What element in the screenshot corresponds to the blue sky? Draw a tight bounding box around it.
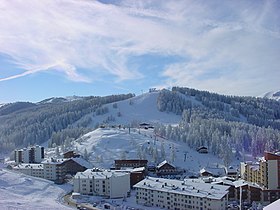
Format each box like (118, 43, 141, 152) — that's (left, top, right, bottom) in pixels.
(0, 0, 280, 103)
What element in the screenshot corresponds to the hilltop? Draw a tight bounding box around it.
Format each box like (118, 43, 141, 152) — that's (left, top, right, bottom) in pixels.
(48, 127, 229, 177)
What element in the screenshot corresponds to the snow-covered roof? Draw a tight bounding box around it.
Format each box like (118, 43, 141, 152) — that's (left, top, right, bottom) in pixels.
(132, 167, 145, 172)
(157, 160, 175, 169)
(209, 177, 261, 189)
(233, 179, 249, 188)
(71, 157, 93, 169)
(134, 177, 229, 200)
(248, 164, 260, 171)
(264, 198, 280, 210)
(41, 158, 68, 165)
(74, 169, 129, 179)
(200, 167, 226, 176)
(226, 166, 238, 174)
(13, 163, 44, 170)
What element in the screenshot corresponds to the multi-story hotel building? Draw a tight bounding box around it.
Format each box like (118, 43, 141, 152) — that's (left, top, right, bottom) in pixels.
(73, 169, 130, 198)
(12, 157, 91, 184)
(133, 177, 229, 210)
(240, 151, 280, 203)
(14, 145, 44, 164)
(42, 158, 67, 184)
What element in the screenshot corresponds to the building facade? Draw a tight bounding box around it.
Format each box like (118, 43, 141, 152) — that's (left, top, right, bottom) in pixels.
(156, 160, 183, 176)
(13, 163, 44, 178)
(42, 158, 66, 184)
(114, 159, 148, 169)
(240, 151, 280, 204)
(134, 177, 229, 210)
(14, 145, 44, 164)
(73, 169, 130, 198)
(13, 157, 91, 184)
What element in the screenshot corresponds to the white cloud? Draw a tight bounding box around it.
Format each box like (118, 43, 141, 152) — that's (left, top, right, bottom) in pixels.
(0, 0, 279, 96)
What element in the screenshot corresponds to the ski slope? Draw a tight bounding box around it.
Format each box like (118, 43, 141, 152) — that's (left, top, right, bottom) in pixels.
(73, 127, 231, 175)
(86, 91, 182, 127)
(0, 168, 73, 210)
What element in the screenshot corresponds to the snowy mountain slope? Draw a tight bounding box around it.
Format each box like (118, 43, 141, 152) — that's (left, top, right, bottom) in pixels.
(38, 95, 84, 104)
(0, 169, 72, 210)
(261, 90, 280, 101)
(72, 128, 230, 175)
(86, 92, 182, 127)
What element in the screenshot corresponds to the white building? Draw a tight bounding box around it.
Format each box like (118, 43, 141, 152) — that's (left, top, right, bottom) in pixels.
(34, 145, 44, 163)
(73, 169, 130, 198)
(13, 163, 44, 178)
(42, 158, 66, 184)
(134, 177, 229, 210)
(14, 145, 44, 164)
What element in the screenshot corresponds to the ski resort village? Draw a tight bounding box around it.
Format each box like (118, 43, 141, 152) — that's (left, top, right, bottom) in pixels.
(1, 89, 280, 210)
(1, 0, 280, 209)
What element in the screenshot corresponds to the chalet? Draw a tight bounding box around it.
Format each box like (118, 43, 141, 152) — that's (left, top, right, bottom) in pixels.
(63, 151, 80, 158)
(64, 157, 93, 175)
(114, 159, 148, 169)
(156, 160, 182, 176)
(196, 146, 208, 154)
(200, 166, 226, 177)
(226, 166, 238, 180)
(139, 123, 150, 129)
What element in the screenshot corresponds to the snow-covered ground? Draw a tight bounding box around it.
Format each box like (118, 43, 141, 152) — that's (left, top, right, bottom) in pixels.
(86, 92, 181, 127)
(259, 90, 280, 101)
(0, 167, 73, 210)
(71, 127, 235, 175)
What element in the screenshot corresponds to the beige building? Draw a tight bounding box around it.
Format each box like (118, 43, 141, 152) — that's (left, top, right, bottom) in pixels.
(240, 151, 280, 204)
(42, 158, 67, 184)
(73, 169, 130, 198)
(134, 177, 229, 210)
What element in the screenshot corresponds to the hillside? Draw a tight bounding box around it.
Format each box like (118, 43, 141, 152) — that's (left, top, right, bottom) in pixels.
(1, 87, 280, 160)
(85, 91, 181, 127)
(261, 90, 280, 101)
(0, 168, 72, 209)
(53, 127, 228, 176)
(0, 93, 134, 151)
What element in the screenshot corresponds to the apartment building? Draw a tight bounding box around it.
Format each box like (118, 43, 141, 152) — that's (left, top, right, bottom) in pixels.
(73, 169, 130, 198)
(12, 157, 91, 184)
(240, 151, 280, 203)
(42, 158, 67, 184)
(13, 163, 44, 178)
(134, 177, 229, 210)
(208, 177, 262, 204)
(14, 145, 44, 164)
